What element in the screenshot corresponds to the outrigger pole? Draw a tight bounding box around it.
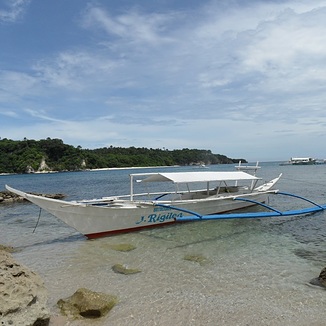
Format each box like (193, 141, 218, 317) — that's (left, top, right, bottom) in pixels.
(155, 192, 326, 222)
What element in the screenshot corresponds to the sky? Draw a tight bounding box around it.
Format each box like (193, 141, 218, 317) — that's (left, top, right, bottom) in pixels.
(1, 0, 326, 162)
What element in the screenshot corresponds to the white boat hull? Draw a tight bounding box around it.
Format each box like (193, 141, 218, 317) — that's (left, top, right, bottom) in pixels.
(5, 185, 269, 238)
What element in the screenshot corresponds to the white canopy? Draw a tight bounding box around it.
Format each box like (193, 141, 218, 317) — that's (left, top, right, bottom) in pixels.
(140, 171, 259, 183)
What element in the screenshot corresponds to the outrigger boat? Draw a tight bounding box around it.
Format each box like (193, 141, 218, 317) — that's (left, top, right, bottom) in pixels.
(5, 163, 324, 239)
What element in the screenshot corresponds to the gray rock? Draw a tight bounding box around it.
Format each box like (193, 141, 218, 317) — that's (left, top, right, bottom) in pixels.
(57, 288, 118, 319)
(309, 267, 326, 288)
(0, 250, 50, 325)
(112, 263, 141, 275)
(0, 191, 65, 204)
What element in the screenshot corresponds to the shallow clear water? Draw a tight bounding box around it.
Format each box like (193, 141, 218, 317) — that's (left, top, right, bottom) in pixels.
(1, 163, 326, 325)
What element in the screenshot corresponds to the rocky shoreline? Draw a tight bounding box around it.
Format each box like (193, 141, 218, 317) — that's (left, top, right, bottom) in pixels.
(0, 245, 50, 325)
(0, 191, 65, 203)
(0, 244, 118, 325)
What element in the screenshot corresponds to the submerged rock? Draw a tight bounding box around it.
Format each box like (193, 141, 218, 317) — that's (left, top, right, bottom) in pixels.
(184, 253, 210, 266)
(0, 250, 50, 326)
(112, 263, 141, 275)
(57, 288, 118, 319)
(309, 267, 326, 288)
(0, 244, 16, 253)
(109, 243, 137, 252)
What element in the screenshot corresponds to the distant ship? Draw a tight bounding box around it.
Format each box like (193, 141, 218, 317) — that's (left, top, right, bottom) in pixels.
(280, 157, 316, 166)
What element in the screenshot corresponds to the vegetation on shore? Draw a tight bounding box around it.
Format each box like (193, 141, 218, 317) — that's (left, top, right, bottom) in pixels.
(0, 138, 246, 174)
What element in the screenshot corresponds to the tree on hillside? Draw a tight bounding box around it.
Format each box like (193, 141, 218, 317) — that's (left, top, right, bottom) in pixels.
(0, 138, 246, 174)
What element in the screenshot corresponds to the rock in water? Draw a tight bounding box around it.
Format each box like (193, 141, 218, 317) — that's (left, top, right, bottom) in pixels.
(319, 267, 326, 286)
(112, 263, 141, 275)
(0, 250, 50, 325)
(57, 288, 118, 319)
(109, 243, 136, 252)
(310, 267, 326, 288)
(184, 253, 210, 266)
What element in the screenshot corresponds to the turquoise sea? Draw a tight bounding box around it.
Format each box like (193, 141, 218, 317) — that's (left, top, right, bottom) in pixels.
(1, 162, 326, 325)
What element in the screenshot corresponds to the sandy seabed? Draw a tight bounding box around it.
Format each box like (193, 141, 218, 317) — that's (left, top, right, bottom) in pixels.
(15, 223, 325, 326)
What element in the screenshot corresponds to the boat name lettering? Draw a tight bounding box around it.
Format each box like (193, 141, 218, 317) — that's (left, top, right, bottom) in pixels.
(135, 212, 182, 225)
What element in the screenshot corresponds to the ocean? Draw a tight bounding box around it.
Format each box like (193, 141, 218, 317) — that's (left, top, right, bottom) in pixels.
(1, 162, 326, 326)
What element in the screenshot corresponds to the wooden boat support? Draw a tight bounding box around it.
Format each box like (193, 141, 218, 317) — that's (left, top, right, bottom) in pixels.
(276, 191, 325, 209)
(163, 191, 326, 222)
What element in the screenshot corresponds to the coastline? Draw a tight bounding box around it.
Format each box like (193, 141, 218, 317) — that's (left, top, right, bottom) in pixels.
(0, 165, 181, 177)
(87, 165, 180, 172)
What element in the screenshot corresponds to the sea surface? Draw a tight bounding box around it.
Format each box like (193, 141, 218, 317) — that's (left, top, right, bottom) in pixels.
(1, 162, 326, 326)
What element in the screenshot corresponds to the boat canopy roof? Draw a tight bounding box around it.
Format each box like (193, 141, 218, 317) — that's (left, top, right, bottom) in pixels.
(139, 171, 260, 184)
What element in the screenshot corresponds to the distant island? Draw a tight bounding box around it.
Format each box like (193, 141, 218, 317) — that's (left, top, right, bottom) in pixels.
(0, 138, 247, 174)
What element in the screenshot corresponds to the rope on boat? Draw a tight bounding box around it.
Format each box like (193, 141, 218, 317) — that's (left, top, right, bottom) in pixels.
(33, 208, 42, 233)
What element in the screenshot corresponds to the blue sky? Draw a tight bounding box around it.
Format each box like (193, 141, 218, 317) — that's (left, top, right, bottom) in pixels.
(1, 0, 326, 162)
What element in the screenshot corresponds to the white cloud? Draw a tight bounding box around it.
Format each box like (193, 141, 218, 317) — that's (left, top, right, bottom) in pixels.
(241, 9, 326, 73)
(0, 110, 18, 118)
(2, 1, 326, 160)
(0, 71, 38, 105)
(33, 51, 117, 90)
(0, 0, 30, 23)
(82, 5, 176, 45)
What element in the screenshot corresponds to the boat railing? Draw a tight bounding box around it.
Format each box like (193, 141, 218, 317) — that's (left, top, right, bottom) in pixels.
(81, 187, 243, 204)
(130, 189, 217, 201)
(80, 185, 265, 204)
